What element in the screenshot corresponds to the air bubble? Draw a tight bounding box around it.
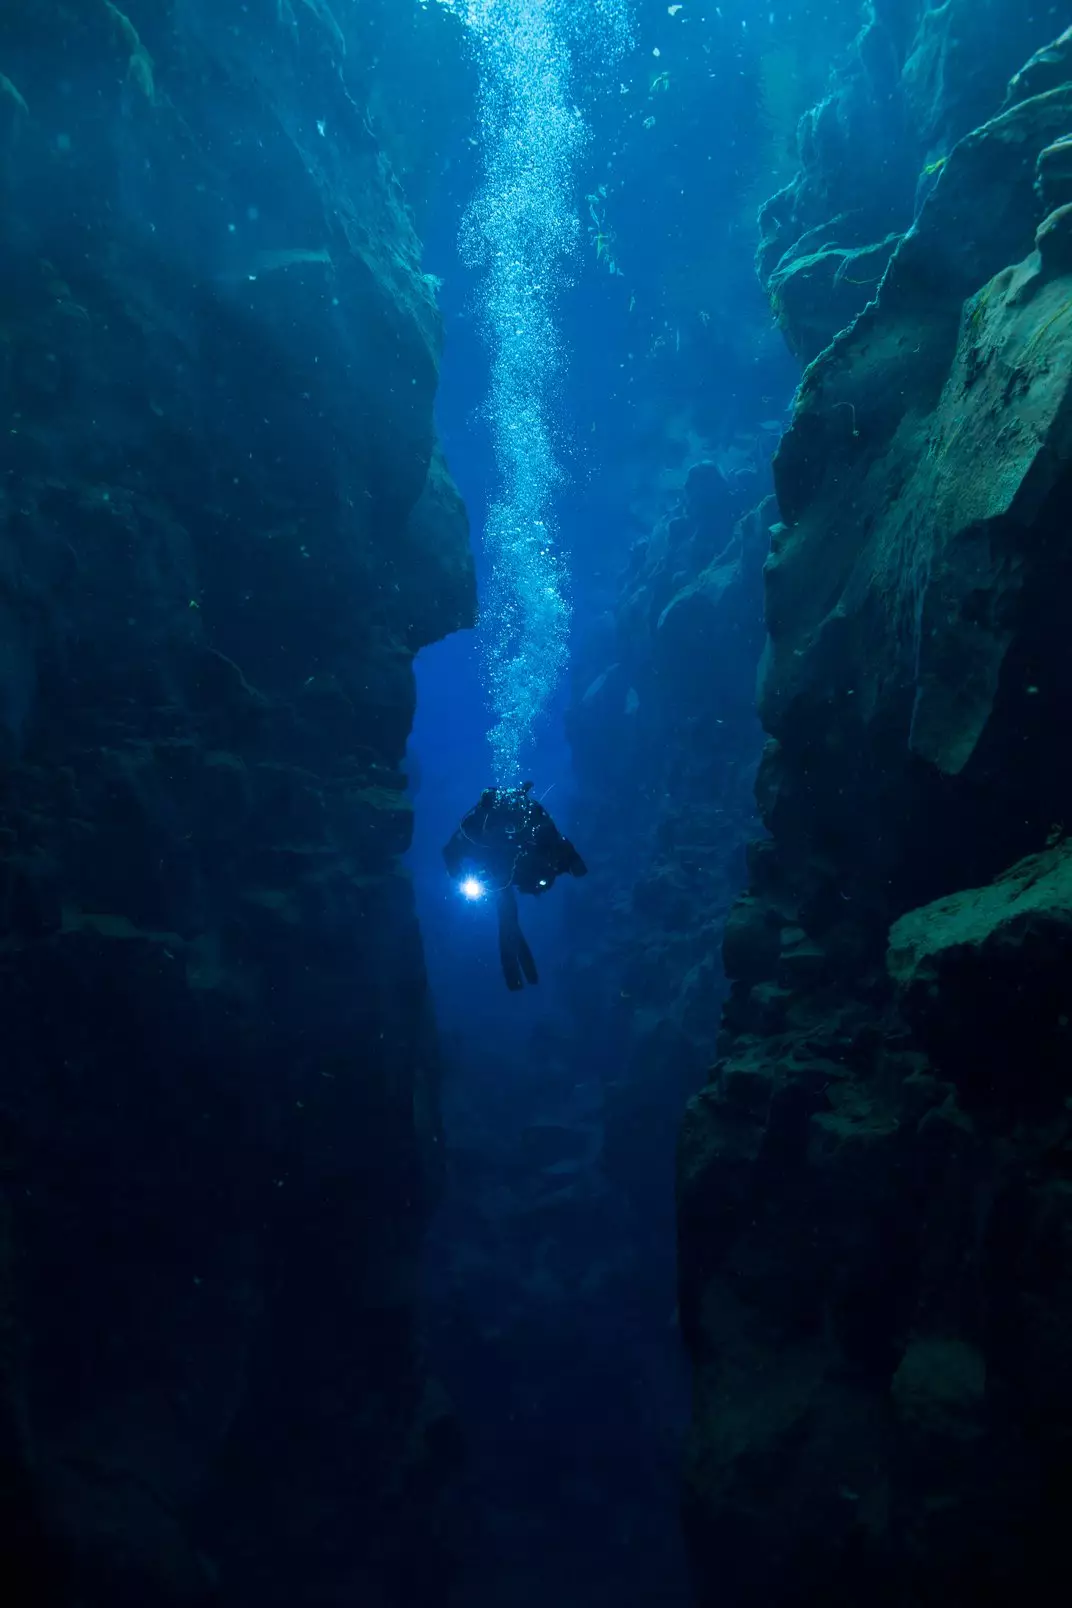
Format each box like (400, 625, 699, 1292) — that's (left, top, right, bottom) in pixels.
(433, 0, 631, 781)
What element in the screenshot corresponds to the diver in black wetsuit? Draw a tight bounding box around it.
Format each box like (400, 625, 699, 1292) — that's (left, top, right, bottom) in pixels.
(442, 782, 588, 991)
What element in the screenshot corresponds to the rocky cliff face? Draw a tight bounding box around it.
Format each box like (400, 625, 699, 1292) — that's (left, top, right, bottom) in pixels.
(680, 12, 1072, 1605)
(0, 3, 473, 1604)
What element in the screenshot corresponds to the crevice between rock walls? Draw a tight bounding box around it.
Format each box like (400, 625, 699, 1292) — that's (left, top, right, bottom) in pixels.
(1, 3, 474, 1604)
(680, 16, 1072, 1608)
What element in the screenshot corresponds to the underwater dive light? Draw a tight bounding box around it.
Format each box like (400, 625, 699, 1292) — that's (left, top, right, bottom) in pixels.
(459, 876, 487, 901)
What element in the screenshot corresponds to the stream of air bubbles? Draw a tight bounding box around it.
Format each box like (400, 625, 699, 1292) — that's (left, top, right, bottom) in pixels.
(425, 0, 632, 781)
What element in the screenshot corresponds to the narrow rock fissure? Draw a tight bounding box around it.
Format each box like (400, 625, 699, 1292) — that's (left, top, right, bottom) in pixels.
(2, 5, 1071, 1607)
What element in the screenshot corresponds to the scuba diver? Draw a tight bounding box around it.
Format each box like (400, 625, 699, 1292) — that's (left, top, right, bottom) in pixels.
(442, 782, 587, 991)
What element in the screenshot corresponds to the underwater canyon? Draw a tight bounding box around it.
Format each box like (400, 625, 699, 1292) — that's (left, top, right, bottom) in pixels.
(1, 3, 1071, 1607)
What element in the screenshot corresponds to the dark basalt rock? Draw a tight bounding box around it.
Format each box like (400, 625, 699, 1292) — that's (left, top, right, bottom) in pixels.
(768, 234, 902, 365)
(1036, 201, 1072, 272)
(680, 26, 1072, 1608)
(757, 2, 1063, 365)
(0, 2, 473, 1604)
(762, 69, 1072, 834)
(889, 842, 1072, 1116)
(1004, 24, 1072, 108)
(721, 895, 782, 985)
(1036, 135, 1072, 213)
(652, 506, 769, 720)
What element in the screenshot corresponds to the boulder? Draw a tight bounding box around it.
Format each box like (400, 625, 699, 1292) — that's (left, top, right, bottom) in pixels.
(889, 842, 1072, 1111)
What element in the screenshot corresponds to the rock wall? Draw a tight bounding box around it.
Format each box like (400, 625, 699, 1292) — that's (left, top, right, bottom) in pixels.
(759, 0, 1055, 363)
(0, 3, 473, 1604)
(680, 14, 1072, 1606)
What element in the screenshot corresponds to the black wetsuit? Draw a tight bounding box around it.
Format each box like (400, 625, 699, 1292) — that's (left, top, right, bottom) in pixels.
(442, 783, 587, 990)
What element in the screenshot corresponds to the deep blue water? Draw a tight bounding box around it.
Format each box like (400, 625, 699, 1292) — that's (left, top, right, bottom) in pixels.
(8, 0, 1065, 1604)
(408, 248, 632, 1606)
(402, 6, 783, 1598)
